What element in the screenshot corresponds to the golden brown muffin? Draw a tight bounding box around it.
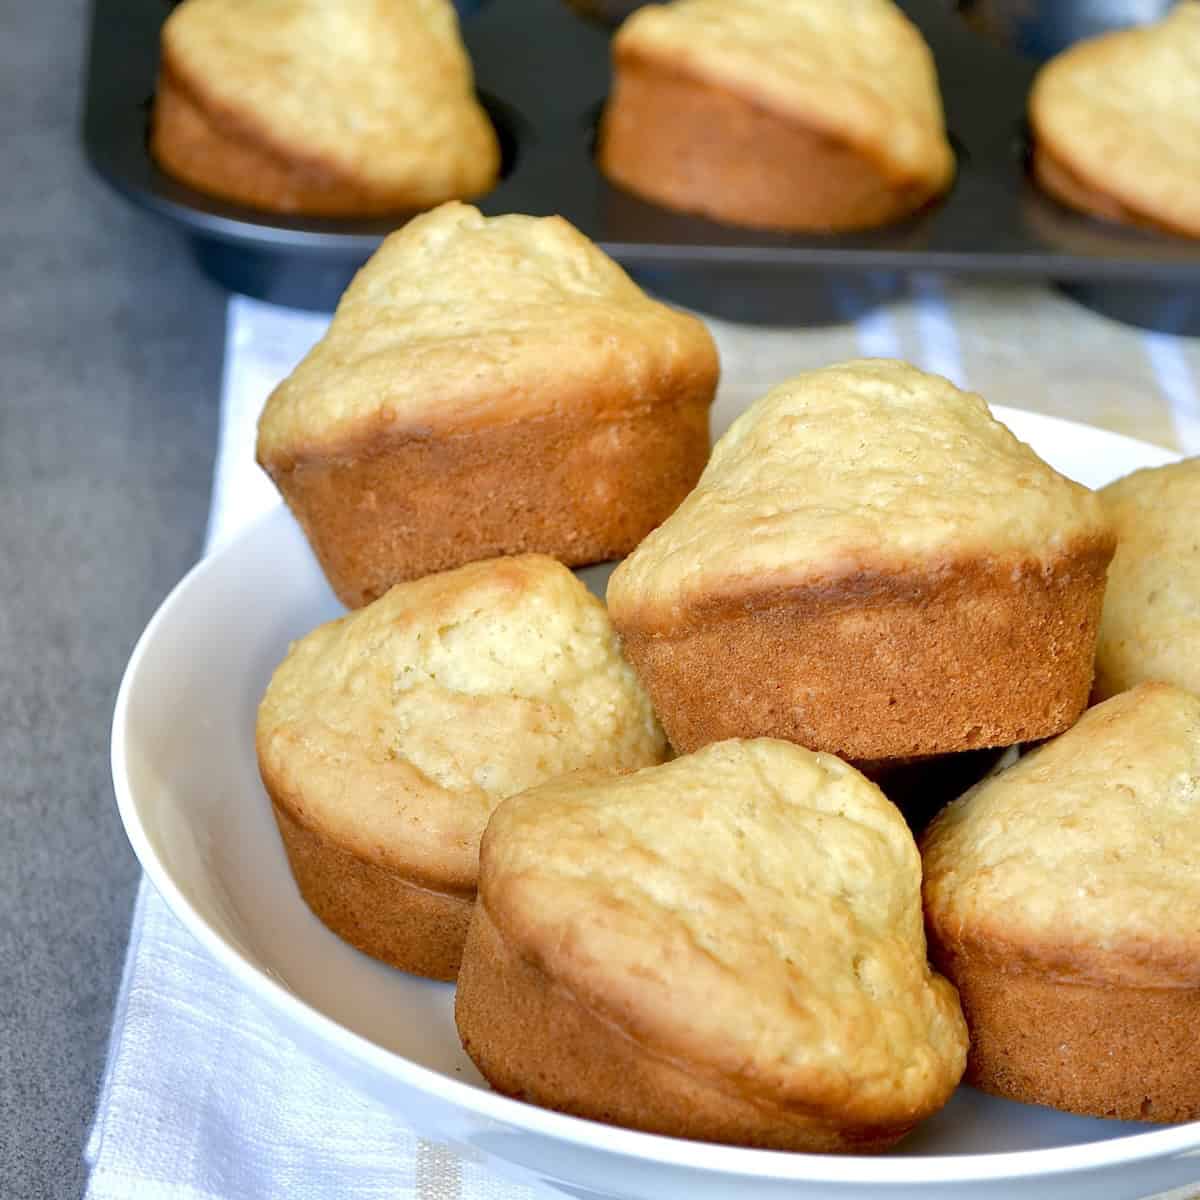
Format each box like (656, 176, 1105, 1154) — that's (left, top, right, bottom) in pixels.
(607, 360, 1115, 768)
(151, 0, 499, 216)
(1029, 3, 1200, 238)
(456, 738, 968, 1150)
(922, 683, 1200, 1123)
(598, 0, 955, 233)
(1094, 458, 1200, 701)
(256, 554, 667, 980)
(257, 202, 719, 609)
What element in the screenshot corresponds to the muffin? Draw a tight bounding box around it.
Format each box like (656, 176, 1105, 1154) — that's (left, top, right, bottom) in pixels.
(151, 0, 499, 216)
(256, 554, 667, 980)
(257, 202, 719, 609)
(922, 683, 1200, 1123)
(607, 359, 1115, 767)
(1029, 3, 1200, 238)
(598, 0, 955, 232)
(456, 738, 968, 1151)
(1094, 458, 1200, 701)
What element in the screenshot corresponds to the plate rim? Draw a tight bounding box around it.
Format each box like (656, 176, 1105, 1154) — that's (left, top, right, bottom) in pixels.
(112, 407, 1196, 1186)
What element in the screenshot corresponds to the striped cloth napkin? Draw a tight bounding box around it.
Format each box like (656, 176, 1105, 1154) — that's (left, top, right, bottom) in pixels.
(86, 281, 1199, 1200)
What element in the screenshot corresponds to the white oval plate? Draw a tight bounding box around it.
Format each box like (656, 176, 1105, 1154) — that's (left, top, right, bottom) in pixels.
(113, 408, 1199, 1200)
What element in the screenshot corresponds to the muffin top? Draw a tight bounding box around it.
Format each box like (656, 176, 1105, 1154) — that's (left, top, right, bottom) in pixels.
(256, 554, 667, 892)
(256, 203, 718, 464)
(608, 359, 1111, 627)
(1029, 2, 1200, 237)
(922, 683, 1200, 987)
(1095, 458, 1200, 700)
(480, 737, 967, 1123)
(161, 0, 499, 204)
(614, 0, 953, 191)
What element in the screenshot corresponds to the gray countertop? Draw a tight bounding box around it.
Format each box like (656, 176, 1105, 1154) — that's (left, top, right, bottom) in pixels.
(1, 4, 226, 1195)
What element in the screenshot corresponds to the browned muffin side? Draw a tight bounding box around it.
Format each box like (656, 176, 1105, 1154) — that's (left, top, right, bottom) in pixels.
(598, 0, 954, 232)
(922, 683, 1200, 1122)
(152, 0, 500, 216)
(457, 739, 968, 1149)
(607, 360, 1115, 768)
(1028, 4, 1200, 238)
(257, 203, 719, 608)
(257, 555, 668, 979)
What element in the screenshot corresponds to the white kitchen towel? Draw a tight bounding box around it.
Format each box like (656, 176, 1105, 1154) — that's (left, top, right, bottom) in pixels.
(87, 296, 538, 1200)
(87, 285, 1200, 1200)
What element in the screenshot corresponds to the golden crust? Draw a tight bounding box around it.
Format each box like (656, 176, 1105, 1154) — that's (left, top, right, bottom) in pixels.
(922, 683, 1200, 1120)
(256, 203, 717, 605)
(607, 360, 1114, 762)
(1029, 3, 1200, 239)
(256, 555, 667, 975)
(615, 541, 1112, 764)
(263, 379, 711, 610)
(606, 0, 953, 197)
(458, 739, 967, 1147)
(152, 0, 499, 214)
(257, 203, 718, 461)
(272, 800, 471, 981)
(456, 905, 909, 1151)
(934, 951, 1200, 1124)
(598, 50, 941, 233)
(1094, 458, 1200, 701)
(608, 361, 1110, 623)
(922, 683, 1200, 989)
(1031, 145, 1173, 236)
(257, 554, 667, 887)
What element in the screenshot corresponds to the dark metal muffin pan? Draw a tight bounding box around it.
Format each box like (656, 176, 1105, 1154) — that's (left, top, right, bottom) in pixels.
(83, 0, 1200, 331)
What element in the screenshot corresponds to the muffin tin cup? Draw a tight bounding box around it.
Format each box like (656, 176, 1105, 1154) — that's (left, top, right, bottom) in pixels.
(629, 266, 908, 328)
(186, 240, 355, 313)
(85, 0, 1200, 332)
(1057, 281, 1200, 337)
(958, 0, 1178, 62)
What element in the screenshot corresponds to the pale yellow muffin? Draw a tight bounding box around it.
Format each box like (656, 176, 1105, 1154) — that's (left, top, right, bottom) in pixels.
(607, 359, 1115, 767)
(599, 0, 954, 232)
(257, 202, 719, 608)
(152, 0, 500, 215)
(1094, 458, 1200, 701)
(256, 554, 668, 980)
(1029, 3, 1200, 238)
(922, 683, 1200, 1122)
(456, 738, 968, 1150)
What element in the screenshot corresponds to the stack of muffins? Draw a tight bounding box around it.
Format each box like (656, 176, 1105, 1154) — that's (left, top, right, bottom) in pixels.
(161, 0, 1200, 1158)
(250, 194, 1200, 1150)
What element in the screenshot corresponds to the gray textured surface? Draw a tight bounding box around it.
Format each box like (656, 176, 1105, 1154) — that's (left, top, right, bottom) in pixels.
(0, 3, 225, 1196)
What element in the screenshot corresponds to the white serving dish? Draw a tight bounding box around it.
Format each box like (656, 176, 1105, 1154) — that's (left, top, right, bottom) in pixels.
(112, 408, 1200, 1200)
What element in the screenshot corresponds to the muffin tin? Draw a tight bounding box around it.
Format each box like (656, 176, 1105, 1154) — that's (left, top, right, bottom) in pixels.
(83, 0, 1200, 332)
